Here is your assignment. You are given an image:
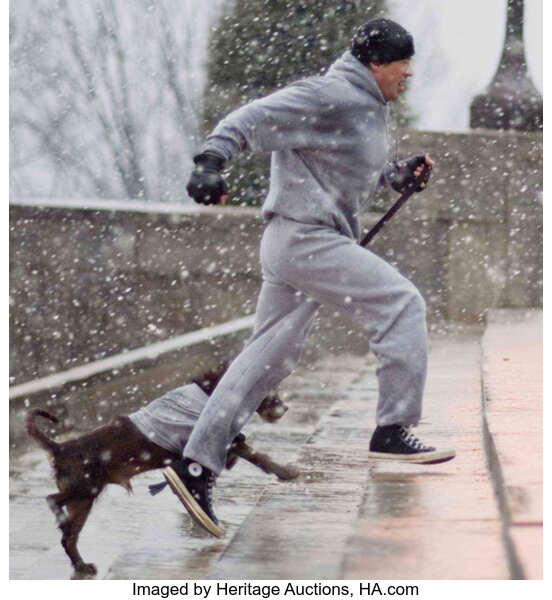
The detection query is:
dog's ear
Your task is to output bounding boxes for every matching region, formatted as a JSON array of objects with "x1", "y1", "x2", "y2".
[
  {"x1": 211, "y1": 361, "x2": 230, "y2": 386},
  {"x1": 192, "y1": 361, "x2": 230, "y2": 395}
]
